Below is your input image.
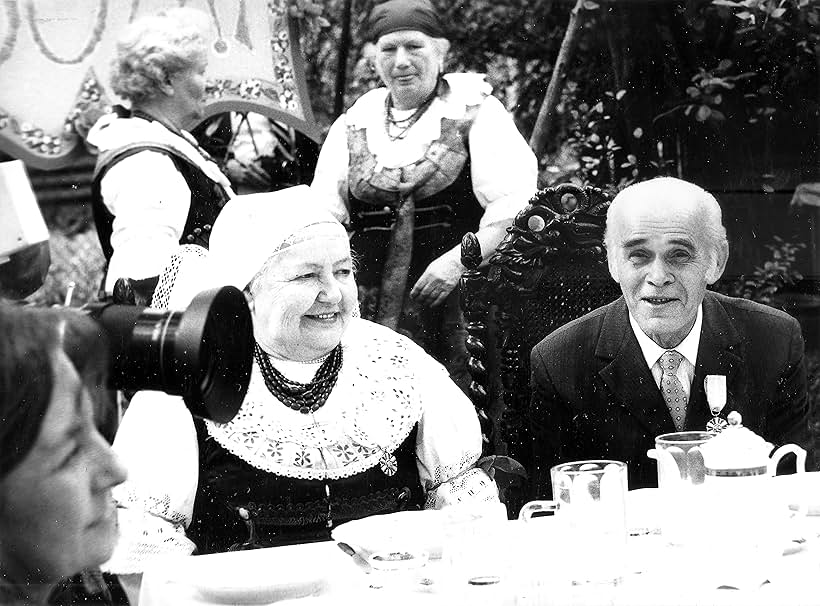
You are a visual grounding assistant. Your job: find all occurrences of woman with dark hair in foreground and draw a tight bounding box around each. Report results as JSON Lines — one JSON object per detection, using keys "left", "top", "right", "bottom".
{"left": 0, "top": 306, "right": 127, "bottom": 605}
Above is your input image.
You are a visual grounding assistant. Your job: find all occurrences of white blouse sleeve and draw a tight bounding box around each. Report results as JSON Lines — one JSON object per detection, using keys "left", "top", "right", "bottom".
{"left": 469, "top": 95, "right": 538, "bottom": 228}
{"left": 102, "top": 151, "right": 192, "bottom": 293}
{"left": 310, "top": 115, "right": 351, "bottom": 224}
{"left": 412, "top": 354, "right": 500, "bottom": 508}
{"left": 103, "top": 391, "right": 199, "bottom": 574}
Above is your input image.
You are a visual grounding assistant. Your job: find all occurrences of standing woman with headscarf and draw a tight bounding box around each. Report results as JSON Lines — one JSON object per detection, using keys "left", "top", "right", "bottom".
{"left": 87, "top": 8, "right": 234, "bottom": 304}
{"left": 311, "top": 0, "right": 537, "bottom": 386}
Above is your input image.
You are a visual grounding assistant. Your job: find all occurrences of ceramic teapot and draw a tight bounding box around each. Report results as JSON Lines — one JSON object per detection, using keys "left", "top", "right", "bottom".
{"left": 698, "top": 411, "right": 806, "bottom": 480}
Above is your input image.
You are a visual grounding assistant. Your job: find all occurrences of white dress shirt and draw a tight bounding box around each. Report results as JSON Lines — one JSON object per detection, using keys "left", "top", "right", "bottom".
{"left": 628, "top": 304, "right": 703, "bottom": 398}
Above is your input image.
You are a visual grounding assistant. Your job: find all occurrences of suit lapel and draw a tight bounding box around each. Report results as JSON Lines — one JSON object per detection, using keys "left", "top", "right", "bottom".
{"left": 686, "top": 293, "right": 745, "bottom": 430}
{"left": 596, "top": 298, "right": 676, "bottom": 437}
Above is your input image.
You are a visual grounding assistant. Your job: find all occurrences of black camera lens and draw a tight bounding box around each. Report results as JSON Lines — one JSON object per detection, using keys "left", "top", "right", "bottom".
{"left": 83, "top": 286, "right": 252, "bottom": 423}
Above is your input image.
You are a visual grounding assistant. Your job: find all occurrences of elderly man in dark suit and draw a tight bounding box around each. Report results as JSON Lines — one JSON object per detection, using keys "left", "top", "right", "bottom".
{"left": 529, "top": 177, "right": 810, "bottom": 495}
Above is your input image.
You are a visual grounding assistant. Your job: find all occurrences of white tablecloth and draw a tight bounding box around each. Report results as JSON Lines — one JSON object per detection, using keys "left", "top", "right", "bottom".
{"left": 137, "top": 524, "right": 820, "bottom": 606}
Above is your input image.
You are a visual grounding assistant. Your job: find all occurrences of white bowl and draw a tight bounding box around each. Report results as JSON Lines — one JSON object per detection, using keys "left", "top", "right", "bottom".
{"left": 332, "top": 510, "right": 448, "bottom": 559}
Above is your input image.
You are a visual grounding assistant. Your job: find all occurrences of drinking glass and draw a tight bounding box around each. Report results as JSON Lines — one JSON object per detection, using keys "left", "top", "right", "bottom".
{"left": 438, "top": 502, "right": 510, "bottom": 595}
{"left": 647, "top": 431, "right": 713, "bottom": 546}
{"left": 648, "top": 431, "right": 712, "bottom": 487}
{"left": 519, "top": 460, "right": 628, "bottom": 587}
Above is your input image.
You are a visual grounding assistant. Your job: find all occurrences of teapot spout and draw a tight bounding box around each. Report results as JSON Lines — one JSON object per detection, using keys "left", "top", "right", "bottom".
{"left": 648, "top": 448, "right": 683, "bottom": 487}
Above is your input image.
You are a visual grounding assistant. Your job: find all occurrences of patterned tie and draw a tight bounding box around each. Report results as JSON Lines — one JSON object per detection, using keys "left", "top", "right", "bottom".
{"left": 659, "top": 350, "right": 687, "bottom": 431}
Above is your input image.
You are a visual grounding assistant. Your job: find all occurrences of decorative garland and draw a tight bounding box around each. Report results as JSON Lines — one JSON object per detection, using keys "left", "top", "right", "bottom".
{"left": 0, "top": 0, "right": 20, "bottom": 67}
{"left": 25, "top": 0, "right": 107, "bottom": 65}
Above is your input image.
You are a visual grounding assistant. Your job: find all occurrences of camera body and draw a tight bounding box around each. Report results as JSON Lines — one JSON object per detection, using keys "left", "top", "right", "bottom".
{"left": 85, "top": 286, "right": 253, "bottom": 423}
{"left": 0, "top": 159, "right": 253, "bottom": 423}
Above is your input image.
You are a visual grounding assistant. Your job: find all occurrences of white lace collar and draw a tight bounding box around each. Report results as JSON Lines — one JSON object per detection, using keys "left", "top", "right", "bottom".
{"left": 346, "top": 73, "right": 491, "bottom": 170}
{"left": 205, "top": 319, "right": 423, "bottom": 481}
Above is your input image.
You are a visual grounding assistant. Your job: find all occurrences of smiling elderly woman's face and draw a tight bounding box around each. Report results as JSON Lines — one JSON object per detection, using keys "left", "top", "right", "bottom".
{"left": 250, "top": 223, "right": 357, "bottom": 362}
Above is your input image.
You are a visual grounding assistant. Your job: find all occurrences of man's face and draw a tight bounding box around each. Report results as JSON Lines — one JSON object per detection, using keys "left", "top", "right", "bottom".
{"left": 607, "top": 194, "right": 723, "bottom": 348}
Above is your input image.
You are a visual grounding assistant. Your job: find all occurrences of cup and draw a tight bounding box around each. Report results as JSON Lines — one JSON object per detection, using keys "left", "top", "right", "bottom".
{"left": 647, "top": 431, "right": 714, "bottom": 546}
{"left": 439, "top": 502, "right": 509, "bottom": 584}
{"left": 647, "top": 431, "right": 713, "bottom": 487}
{"left": 519, "top": 460, "right": 628, "bottom": 586}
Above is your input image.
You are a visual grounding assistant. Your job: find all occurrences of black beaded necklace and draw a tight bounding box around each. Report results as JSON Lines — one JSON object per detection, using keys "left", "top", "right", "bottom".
{"left": 384, "top": 83, "right": 439, "bottom": 141}
{"left": 253, "top": 343, "right": 343, "bottom": 414}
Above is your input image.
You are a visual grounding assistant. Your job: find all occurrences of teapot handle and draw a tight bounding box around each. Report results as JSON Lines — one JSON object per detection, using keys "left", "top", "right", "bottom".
{"left": 518, "top": 500, "right": 559, "bottom": 521}
{"left": 767, "top": 444, "right": 807, "bottom": 477}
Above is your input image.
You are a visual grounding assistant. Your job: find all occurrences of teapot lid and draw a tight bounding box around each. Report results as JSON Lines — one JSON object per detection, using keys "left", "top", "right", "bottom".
{"left": 699, "top": 412, "right": 773, "bottom": 470}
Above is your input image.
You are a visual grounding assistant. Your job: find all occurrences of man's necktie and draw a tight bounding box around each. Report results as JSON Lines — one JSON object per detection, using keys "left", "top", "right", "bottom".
{"left": 660, "top": 350, "right": 687, "bottom": 431}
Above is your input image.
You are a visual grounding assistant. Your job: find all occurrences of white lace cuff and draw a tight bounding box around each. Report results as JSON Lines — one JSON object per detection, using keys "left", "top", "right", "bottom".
{"left": 103, "top": 506, "right": 195, "bottom": 574}
{"left": 424, "top": 467, "right": 499, "bottom": 509}
{"left": 103, "top": 486, "right": 196, "bottom": 574}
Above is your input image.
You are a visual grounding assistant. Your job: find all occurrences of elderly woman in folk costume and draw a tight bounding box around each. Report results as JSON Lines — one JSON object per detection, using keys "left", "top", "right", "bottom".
{"left": 87, "top": 8, "right": 234, "bottom": 304}
{"left": 104, "top": 187, "right": 499, "bottom": 588}
{"left": 311, "top": 0, "right": 537, "bottom": 387}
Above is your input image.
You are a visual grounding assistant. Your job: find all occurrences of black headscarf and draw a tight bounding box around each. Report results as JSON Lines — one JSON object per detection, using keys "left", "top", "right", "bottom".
{"left": 365, "top": 0, "right": 446, "bottom": 42}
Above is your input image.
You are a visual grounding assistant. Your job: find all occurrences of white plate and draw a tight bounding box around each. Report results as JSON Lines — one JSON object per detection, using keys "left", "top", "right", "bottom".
{"left": 166, "top": 543, "right": 340, "bottom": 604}
{"left": 331, "top": 509, "right": 449, "bottom": 559}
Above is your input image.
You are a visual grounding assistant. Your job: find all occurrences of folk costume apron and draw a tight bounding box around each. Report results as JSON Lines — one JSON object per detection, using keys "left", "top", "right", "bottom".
{"left": 346, "top": 80, "right": 486, "bottom": 383}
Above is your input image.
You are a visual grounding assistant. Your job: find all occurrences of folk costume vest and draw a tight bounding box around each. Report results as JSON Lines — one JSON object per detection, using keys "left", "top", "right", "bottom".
{"left": 90, "top": 108, "right": 231, "bottom": 299}
{"left": 188, "top": 418, "right": 423, "bottom": 551}
{"left": 346, "top": 79, "right": 487, "bottom": 326}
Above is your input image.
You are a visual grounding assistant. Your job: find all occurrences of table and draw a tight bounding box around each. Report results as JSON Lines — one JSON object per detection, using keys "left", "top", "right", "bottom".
{"left": 137, "top": 491, "right": 820, "bottom": 606}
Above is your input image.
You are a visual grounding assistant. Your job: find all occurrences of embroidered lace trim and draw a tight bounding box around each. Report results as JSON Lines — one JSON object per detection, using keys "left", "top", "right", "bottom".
{"left": 150, "top": 244, "right": 208, "bottom": 310}
{"left": 104, "top": 485, "right": 195, "bottom": 574}
{"left": 430, "top": 452, "right": 479, "bottom": 486}
{"left": 425, "top": 467, "right": 499, "bottom": 509}
{"left": 205, "top": 319, "right": 424, "bottom": 481}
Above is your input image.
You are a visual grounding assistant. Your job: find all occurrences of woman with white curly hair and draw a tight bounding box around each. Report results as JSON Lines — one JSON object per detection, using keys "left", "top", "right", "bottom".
{"left": 87, "top": 7, "right": 234, "bottom": 304}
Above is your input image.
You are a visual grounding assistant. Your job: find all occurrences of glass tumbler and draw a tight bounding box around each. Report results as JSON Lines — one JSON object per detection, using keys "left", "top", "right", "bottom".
{"left": 519, "top": 460, "right": 628, "bottom": 587}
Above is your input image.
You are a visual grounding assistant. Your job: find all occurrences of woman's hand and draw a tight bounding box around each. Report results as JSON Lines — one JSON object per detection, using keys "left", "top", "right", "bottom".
{"left": 410, "top": 254, "right": 465, "bottom": 307}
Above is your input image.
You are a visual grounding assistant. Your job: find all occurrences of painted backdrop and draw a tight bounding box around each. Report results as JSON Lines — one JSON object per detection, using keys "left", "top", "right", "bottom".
{"left": 0, "top": 0, "right": 317, "bottom": 169}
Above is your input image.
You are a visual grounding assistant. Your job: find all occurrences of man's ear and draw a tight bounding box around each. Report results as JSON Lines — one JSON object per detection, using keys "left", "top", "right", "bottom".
{"left": 607, "top": 250, "right": 620, "bottom": 283}
{"left": 705, "top": 241, "right": 729, "bottom": 284}
{"left": 437, "top": 38, "right": 451, "bottom": 56}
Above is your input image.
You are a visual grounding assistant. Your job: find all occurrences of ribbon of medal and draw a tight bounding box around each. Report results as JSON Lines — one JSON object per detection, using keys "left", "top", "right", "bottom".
{"left": 704, "top": 374, "right": 728, "bottom": 433}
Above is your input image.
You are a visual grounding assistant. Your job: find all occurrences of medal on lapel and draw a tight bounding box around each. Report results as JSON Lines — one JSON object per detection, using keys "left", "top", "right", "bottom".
{"left": 704, "top": 375, "right": 728, "bottom": 433}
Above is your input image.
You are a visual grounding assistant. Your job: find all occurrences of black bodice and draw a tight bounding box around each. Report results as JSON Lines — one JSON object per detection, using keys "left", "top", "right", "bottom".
{"left": 91, "top": 141, "right": 230, "bottom": 262}
{"left": 348, "top": 161, "right": 483, "bottom": 289}
{"left": 187, "top": 417, "right": 424, "bottom": 553}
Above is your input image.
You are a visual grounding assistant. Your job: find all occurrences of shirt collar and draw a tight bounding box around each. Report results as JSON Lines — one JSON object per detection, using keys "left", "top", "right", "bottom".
{"left": 629, "top": 304, "right": 703, "bottom": 369}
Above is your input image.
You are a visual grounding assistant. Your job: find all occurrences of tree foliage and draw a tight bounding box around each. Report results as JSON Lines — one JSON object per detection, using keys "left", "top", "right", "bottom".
{"left": 299, "top": 0, "right": 817, "bottom": 200}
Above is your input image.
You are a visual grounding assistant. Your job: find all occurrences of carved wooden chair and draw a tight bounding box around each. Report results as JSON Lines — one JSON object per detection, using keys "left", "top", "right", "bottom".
{"left": 460, "top": 183, "right": 621, "bottom": 479}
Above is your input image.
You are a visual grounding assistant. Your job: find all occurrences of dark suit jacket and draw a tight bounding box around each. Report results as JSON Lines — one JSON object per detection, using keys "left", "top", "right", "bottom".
{"left": 529, "top": 291, "right": 809, "bottom": 497}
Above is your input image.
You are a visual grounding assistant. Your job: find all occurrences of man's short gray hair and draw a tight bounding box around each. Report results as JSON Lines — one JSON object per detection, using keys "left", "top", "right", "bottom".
{"left": 603, "top": 177, "right": 728, "bottom": 261}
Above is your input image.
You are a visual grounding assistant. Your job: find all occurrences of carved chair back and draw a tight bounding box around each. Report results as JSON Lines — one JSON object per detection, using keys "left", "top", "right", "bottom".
{"left": 460, "top": 184, "right": 621, "bottom": 469}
